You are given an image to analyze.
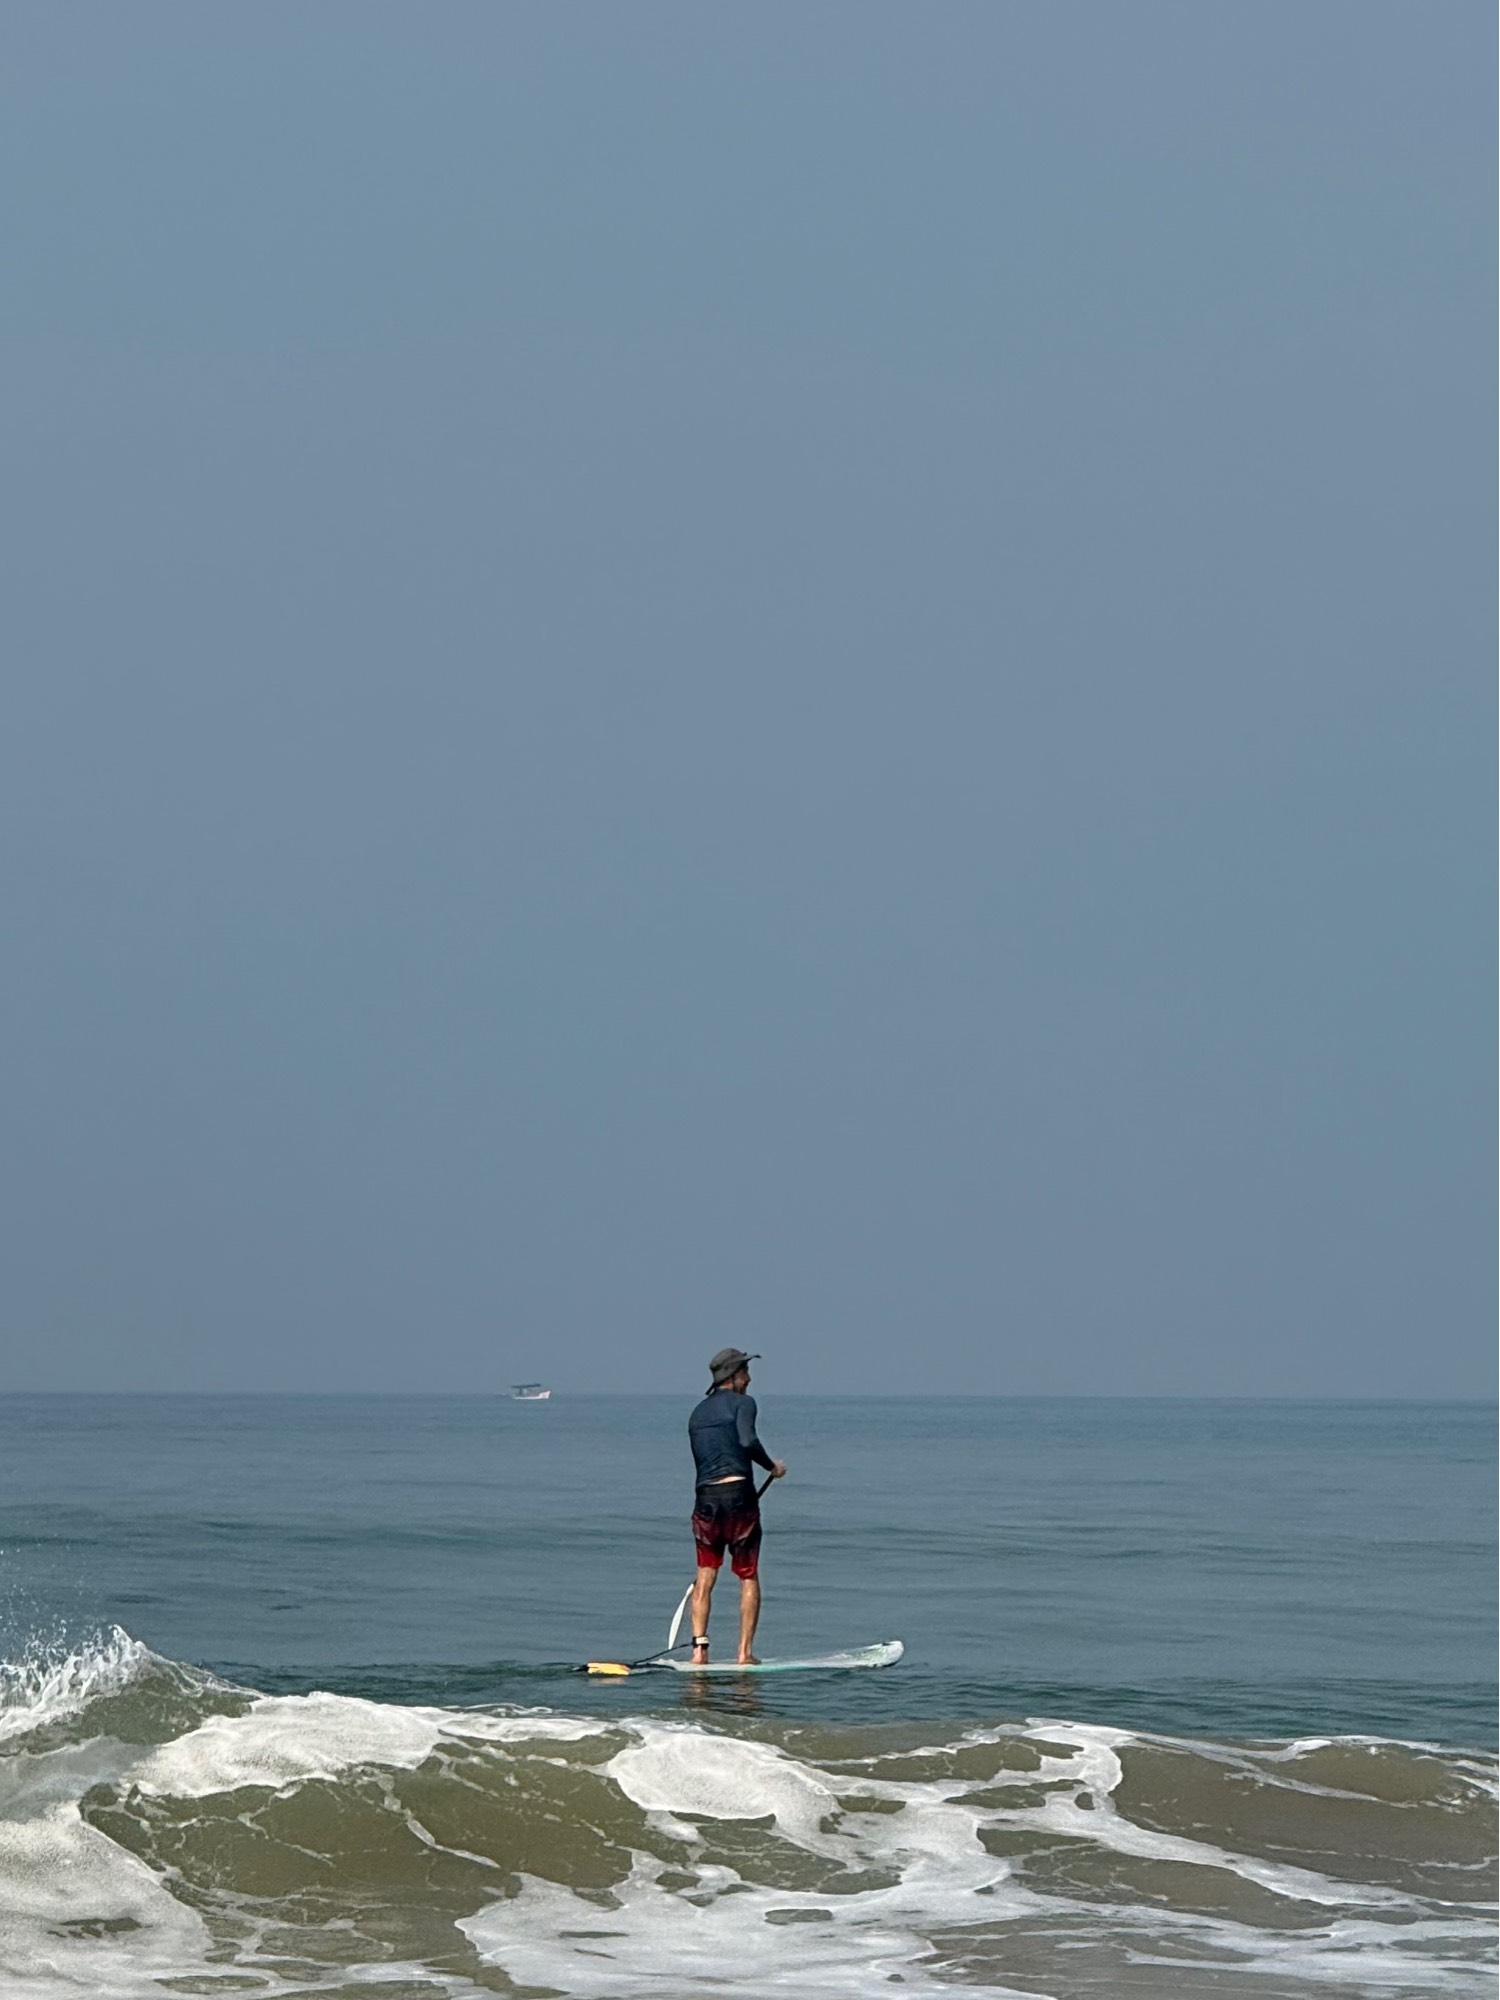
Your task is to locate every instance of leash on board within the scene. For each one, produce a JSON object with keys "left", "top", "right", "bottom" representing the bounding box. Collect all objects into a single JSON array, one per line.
[{"left": 581, "top": 1471, "right": 779, "bottom": 1676}]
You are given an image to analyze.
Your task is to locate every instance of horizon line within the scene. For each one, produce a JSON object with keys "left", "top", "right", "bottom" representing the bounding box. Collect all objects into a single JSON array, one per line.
[{"left": 1, "top": 1388, "right": 1492, "bottom": 1405}]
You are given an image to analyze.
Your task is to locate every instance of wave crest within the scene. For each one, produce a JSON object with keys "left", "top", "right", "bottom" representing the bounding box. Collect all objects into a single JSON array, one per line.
[{"left": 0, "top": 1626, "right": 238, "bottom": 1752}]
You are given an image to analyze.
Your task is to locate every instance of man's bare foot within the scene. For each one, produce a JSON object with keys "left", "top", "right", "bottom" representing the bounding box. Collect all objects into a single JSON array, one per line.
[
  {"left": 691, "top": 1637, "right": 710, "bottom": 1666},
  {"left": 735, "top": 1653, "right": 760, "bottom": 1666}
]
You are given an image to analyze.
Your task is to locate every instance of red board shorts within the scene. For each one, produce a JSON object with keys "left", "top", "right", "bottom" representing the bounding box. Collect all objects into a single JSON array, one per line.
[{"left": 692, "top": 1479, "right": 762, "bottom": 1579}]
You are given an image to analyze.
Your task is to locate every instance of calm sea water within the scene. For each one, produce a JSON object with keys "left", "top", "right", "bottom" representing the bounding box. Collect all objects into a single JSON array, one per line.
[{"left": 0, "top": 1394, "right": 1492, "bottom": 1998}]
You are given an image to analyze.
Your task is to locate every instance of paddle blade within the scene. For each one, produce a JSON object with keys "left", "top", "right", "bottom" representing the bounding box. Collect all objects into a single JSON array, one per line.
[{"left": 666, "top": 1580, "right": 693, "bottom": 1653}]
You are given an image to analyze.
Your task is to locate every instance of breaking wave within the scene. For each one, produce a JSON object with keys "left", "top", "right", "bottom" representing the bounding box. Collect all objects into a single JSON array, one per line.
[{"left": 0, "top": 1628, "right": 1492, "bottom": 1997}]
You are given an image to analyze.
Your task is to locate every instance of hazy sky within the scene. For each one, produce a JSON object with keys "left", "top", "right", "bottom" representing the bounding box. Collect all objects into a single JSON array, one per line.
[{"left": 1, "top": 3, "right": 1492, "bottom": 1395}]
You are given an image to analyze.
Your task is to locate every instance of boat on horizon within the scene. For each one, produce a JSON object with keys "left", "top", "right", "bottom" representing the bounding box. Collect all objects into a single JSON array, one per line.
[{"left": 511, "top": 1384, "right": 552, "bottom": 1401}]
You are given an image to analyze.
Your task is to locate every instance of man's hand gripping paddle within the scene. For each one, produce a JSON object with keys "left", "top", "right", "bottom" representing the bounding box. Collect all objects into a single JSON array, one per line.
[{"left": 583, "top": 1471, "right": 778, "bottom": 1676}]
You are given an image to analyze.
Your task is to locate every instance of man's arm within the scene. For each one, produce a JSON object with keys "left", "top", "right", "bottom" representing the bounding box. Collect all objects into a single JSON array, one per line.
[{"left": 736, "top": 1396, "right": 781, "bottom": 1475}]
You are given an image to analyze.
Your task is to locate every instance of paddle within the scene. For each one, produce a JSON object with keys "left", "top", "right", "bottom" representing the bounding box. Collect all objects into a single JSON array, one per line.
[{"left": 584, "top": 1470, "right": 779, "bottom": 1676}]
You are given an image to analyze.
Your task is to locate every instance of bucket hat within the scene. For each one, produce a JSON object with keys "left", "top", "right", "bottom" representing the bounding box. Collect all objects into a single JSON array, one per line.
[{"left": 709, "top": 1346, "right": 760, "bottom": 1385}]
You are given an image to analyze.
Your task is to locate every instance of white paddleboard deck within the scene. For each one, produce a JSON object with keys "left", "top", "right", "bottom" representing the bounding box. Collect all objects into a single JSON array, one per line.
[{"left": 667, "top": 1639, "right": 903, "bottom": 1675}]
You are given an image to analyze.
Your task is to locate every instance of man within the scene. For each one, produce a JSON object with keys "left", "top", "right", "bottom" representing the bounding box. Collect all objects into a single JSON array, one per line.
[{"left": 687, "top": 1347, "right": 786, "bottom": 1665}]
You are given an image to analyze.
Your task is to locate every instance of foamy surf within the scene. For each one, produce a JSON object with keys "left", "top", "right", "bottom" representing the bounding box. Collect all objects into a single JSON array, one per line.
[
  {"left": 0, "top": 1626, "right": 159, "bottom": 1741},
  {"left": 0, "top": 1631, "right": 1490, "bottom": 1998}
]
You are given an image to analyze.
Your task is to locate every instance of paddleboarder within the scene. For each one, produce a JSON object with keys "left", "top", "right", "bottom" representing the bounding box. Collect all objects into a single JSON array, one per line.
[{"left": 687, "top": 1348, "right": 786, "bottom": 1665}]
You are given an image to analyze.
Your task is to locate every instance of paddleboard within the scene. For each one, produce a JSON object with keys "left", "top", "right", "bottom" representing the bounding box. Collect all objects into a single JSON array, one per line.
[{"left": 667, "top": 1639, "right": 903, "bottom": 1674}]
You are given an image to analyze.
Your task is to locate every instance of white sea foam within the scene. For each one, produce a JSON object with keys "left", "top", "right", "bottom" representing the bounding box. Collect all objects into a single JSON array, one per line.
[
  {"left": 462, "top": 1857, "right": 1040, "bottom": 2000},
  {"left": 132, "top": 1689, "right": 610, "bottom": 1796},
  {"left": 0, "top": 1657, "right": 1489, "bottom": 2000},
  {"left": 1011, "top": 1722, "right": 1414, "bottom": 1909},
  {"left": 609, "top": 1726, "right": 842, "bottom": 1848},
  {"left": 460, "top": 1714, "right": 1496, "bottom": 2000},
  {"left": 0, "top": 1628, "right": 162, "bottom": 1743},
  {"left": 131, "top": 1689, "right": 445, "bottom": 1794},
  {"left": 0, "top": 1802, "right": 211, "bottom": 1999}
]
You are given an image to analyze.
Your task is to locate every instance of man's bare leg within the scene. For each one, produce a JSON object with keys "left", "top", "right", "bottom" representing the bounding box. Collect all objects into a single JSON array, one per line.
[
  {"left": 737, "top": 1575, "right": 761, "bottom": 1664},
  {"left": 690, "top": 1567, "right": 716, "bottom": 1659}
]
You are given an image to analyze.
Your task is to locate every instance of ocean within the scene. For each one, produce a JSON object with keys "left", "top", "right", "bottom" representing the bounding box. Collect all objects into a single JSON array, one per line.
[{"left": 0, "top": 1394, "right": 1491, "bottom": 1998}]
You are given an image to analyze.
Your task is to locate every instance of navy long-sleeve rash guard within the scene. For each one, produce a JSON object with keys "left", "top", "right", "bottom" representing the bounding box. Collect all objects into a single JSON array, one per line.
[{"left": 688, "top": 1389, "right": 775, "bottom": 1486}]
